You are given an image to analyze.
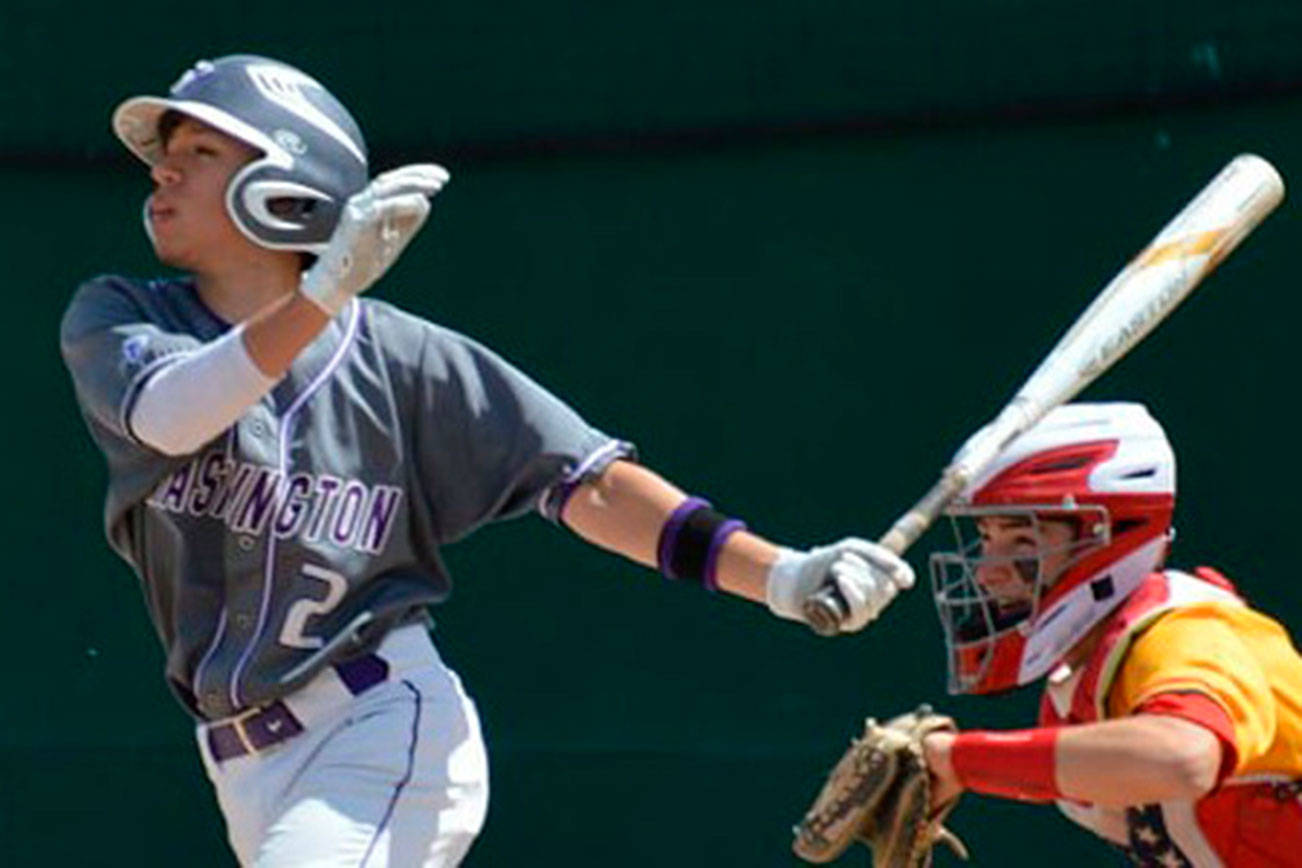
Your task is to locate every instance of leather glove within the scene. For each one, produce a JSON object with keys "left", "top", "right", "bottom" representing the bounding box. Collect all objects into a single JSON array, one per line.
[{"left": 793, "top": 706, "right": 970, "bottom": 866}]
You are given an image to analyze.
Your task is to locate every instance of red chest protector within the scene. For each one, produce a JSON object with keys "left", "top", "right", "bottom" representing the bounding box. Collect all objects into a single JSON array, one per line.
[{"left": 1036, "top": 568, "right": 1302, "bottom": 867}]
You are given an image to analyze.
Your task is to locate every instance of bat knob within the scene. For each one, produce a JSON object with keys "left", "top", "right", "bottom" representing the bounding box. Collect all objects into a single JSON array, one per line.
[{"left": 802, "top": 588, "right": 846, "bottom": 636}]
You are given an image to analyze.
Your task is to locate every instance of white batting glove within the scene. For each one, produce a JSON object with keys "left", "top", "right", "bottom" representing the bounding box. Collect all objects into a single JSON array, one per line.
[
  {"left": 766, "top": 538, "right": 915, "bottom": 633},
  {"left": 300, "top": 163, "right": 450, "bottom": 316}
]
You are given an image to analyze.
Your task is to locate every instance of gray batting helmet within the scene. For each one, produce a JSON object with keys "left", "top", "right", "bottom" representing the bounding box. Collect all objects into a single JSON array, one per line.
[{"left": 113, "top": 54, "right": 369, "bottom": 253}]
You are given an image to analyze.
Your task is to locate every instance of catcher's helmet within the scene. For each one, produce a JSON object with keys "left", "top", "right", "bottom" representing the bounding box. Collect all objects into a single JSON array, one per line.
[
  {"left": 929, "top": 403, "right": 1176, "bottom": 695},
  {"left": 113, "top": 54, "right": 369, "bottom": 253}
]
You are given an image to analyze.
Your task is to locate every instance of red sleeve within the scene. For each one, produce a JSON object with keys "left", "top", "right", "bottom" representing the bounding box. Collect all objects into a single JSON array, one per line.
[{"left": 1135, "top": 691, "right": 1239, "bottom": 785}]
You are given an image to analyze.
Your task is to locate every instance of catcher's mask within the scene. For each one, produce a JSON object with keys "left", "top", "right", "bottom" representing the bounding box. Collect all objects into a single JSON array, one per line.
[{"left": 928, "top": 402, "right": 1176, "bottom": 695}]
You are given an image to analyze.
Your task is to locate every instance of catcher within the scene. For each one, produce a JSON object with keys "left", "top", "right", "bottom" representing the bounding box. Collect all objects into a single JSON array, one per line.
[{"left": 794, "top": 402, "right": 1302, "bottom": 866}]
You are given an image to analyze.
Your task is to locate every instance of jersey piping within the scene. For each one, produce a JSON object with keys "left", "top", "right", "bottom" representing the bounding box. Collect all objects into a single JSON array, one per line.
[
  {"left": 228, "top": 300, "right": 360, "bottom": 709},
  {"left": 192, "top": 427, "right": 239, "bottom": 700}
]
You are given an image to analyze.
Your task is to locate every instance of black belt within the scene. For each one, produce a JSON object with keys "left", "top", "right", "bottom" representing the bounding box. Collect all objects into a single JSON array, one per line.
[{"left": 207, "top": 653, "right": 389, "bottom": 762}]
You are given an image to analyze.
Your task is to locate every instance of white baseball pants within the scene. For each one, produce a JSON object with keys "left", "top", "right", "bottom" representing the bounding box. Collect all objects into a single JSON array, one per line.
[{"left": 196, "top": 625, "right": 490, "bottom": 867}]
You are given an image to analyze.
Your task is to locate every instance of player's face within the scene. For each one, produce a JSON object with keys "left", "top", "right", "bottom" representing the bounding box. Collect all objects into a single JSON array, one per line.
[
  {"left": 973, "top": 515, "right": 1076, "bottom": 609},
  {"left": 147, "top": 117, "right": 262, "bottom": 270}
]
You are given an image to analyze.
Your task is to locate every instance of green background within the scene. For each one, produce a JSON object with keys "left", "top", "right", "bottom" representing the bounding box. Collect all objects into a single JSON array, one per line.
[{"left": 5, "top": 2, "right": 1301, "bottom": 864}]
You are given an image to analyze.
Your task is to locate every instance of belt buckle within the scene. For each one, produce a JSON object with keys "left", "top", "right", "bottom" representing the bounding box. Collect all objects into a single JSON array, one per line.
[{"left": 227, "top": 704, "right": 264, "bottom": 755}]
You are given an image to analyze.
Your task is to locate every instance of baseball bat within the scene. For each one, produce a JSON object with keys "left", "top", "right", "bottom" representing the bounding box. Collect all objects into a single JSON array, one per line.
[{"left": 803, "top": 153, "right": 1285, "bottom": 636}]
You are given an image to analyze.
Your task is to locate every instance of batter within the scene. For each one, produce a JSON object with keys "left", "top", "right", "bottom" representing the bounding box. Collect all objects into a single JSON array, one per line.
[{"left": 60, "top": 55, "right": 915, "bottom": 866}]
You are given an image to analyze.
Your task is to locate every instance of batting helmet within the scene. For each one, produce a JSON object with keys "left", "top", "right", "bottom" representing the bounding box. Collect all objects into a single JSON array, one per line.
[
  {"left": 929, "top": 402, "right": 1176, "bottom": 695},
  {"left": 112, "top": 54, "right": 369, "bottom": 253}
]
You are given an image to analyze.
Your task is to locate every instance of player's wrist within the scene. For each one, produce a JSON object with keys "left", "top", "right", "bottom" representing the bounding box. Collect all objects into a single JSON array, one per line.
[
  {"left": 655, "top": 497, "right": 747, "bottom": 592},
  {"left": 922, "top": 731, "right": 956, "bottom": 778},
  {"left": 299, "top": 252, "right": 351, "bottom": 316},
  {"left": 950, "top": 728, "right": 1061, "bottom": 802},
  {"left": 709, "top": 529, "right": 777, "bottom": 602},
  {"left": 922, "top": 731, "right": 963, "bottom": 810}
]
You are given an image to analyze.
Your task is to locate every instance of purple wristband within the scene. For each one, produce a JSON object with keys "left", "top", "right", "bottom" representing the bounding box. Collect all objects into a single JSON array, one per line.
[
  {"left": 657, "top": 497, "right": 712, "bottom": 579},
  {"left": 703, "top": 519, "right": 747, "bottom": 592}
]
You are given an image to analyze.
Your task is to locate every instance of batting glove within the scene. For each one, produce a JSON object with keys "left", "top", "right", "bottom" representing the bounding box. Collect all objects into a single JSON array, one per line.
[
  {"left": 300, "top": 163, "right": 450, "bottom": 316},
  {"left": 766, "top": 538, "right": 915, "bottom": 633}
]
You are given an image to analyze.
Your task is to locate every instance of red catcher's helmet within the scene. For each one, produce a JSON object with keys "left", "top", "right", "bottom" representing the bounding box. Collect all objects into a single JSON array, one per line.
[{"left": 929, "top": 402, "right": 1176, "bottom": 695}]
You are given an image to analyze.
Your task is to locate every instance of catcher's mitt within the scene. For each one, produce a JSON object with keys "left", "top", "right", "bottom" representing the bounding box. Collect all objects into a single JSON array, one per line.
[{"left": 792, "top": 705, "right": 969, "bottom": 867}]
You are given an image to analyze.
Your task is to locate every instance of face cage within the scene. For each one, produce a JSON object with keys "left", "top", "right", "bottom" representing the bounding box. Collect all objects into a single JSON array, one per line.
[{"left": 929, "top": 503, "right": 1110, "bottom": 694}]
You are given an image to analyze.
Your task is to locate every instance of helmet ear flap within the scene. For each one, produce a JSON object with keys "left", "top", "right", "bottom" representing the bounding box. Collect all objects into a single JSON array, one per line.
[{"left": 226, "top": 161, "right": 340, "bottom": 254}]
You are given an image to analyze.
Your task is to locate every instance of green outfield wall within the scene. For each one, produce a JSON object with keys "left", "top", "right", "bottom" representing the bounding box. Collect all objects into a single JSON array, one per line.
[
  {"left": 5, "top": 3, "right": 1302, "bottom": 865},
  {"left": 4, "top": 0, "right": 1302, "bottom": 161}
]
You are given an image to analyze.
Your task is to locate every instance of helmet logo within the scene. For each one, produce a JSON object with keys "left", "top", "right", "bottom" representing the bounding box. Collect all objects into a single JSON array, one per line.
[
  {"left": 273, "top": 129, "right": 307, "bottom": 156},
  {"left": 122, "top": 334, "right": 148, "bottom": 364},
  {"left": 170, "top": 59, "right": 215, "bottom": 95},
  {"left": 245, "top": 64, "right": 365, "bottom": 164}
]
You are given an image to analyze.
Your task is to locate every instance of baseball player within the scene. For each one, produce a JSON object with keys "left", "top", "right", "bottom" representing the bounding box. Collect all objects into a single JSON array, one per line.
[
  {"left": 913, "top": 402, "right": 1302, "bottom": 865},
  {"left": 59, "top": 55, "right": 915, "bottom": 867}
]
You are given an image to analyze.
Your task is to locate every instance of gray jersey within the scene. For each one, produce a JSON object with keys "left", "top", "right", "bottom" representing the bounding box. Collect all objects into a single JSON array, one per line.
[{"left": 61, "top": 275, "right": 631, "bottom": 720}]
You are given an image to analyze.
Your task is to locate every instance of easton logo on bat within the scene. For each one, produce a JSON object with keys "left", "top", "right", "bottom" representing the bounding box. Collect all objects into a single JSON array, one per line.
[
  {"left": 1133, "top": 230, "right": 1225, "bottom": 269},
  {"left": 1078, "top": 229, "right": 1230, "bottom": 379},
  {"left": 1076, "top": 277, "right": 1187, "bottom": 380}
]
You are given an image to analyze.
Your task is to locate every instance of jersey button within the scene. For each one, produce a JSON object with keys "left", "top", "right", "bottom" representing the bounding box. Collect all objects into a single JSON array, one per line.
[
  {"left": 234, "top": 613, "right": 253, "bottom": 629},
  {"left": 238, "top": 536, "right": 255, "bottom": 551}
]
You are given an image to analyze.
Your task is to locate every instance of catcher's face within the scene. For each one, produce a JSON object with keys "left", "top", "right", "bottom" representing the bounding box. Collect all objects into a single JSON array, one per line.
[
  {"left": 929, "top": 506, "right": 1107, "bottom": 694},
  {"left": 146, "top": 116, "right": 262, "bottom": 270},
  {"left": 972, "top": 515, "right": 1076, "bottom": 609}
]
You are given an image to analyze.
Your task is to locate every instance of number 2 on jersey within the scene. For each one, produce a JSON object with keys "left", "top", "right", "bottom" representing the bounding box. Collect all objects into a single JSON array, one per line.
[{"left": 279, "top": 564, "right": 348, "bottom": 649}]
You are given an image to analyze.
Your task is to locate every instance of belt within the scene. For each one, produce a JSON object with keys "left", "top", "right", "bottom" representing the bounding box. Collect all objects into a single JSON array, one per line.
[{"left": 206, "top": 653, "right": 389, "bottom": 762}]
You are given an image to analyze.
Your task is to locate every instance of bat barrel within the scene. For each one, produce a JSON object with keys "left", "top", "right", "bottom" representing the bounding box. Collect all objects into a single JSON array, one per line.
[{"left": 1019, "top": 154, "right": 1283, "bottom": 409}]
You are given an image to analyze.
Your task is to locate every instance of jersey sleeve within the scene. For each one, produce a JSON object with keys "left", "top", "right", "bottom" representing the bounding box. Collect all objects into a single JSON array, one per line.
[
  {"left": 411, "top": 327, "right": 633, "bottom": 543},
  {"left": 60, "top": 276, "right": 205, "bottom": 446},
  {"left": 1108, "top": 605, "right": 1277, "bottom": 776}
]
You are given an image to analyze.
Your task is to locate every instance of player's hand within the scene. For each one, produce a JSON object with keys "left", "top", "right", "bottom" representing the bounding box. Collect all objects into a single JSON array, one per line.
[
  {"left": 300, "top": 163, "right": 450, "bottom": 315},
  {"left": 766, "top": 538, "right": 915, "bottom": 632}
]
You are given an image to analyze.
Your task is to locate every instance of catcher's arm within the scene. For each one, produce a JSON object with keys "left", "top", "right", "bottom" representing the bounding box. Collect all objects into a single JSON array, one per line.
[{"left": 922, "top": 714, "right": 1224, "bottom": 809}]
